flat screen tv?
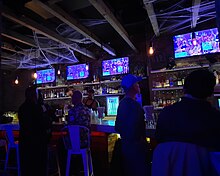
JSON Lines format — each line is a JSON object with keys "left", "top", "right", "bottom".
{"left": 36, "top": 68, "right": 55, "bottom": 84}
{"left": 106, "top": 96, "right": 119, "bottom": 116}
{"left": 66, "top": 63, "right": 89, "bottom": 80}
{"left": 173, "top": 28, "right": 220, "bottom": 58}
{"left": 102, "top": 57, "right": 129, "bottom": 76}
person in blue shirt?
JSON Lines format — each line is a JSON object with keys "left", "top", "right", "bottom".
{"left": 115, "top": 74, "right": 148, "bottom": 176}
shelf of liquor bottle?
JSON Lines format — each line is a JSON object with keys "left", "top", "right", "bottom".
{"left": 44, "top": 93, "right": 125, "bottom": 101}
{"left": 44, "top": 97, "right": 71, "bottom": 101}
{"left": 150, "top": 64, "right": 209, "bottom": 74}
{"left": 152, "top": 86, "right": 183, "bottom": 91}
{"left": 38, "top": 77, "right": 147, "bottom": 90}
{"left": 94, "top": 93, "right": 125, "bottom": 97}
{"left": 38, "top": 85, "right": 68, "bottom": 90}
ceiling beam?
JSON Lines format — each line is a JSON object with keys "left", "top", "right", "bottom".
{"left": 1, "top": 46, "right": 26, "bottom": 55}
{"left": 2, "top": 7, "right": 96, "bottom": 59}
{"left": 143, "top": 0, "right": 160, "bottom": 37}
{"left": 192, "top": 0, "right": 201, "bottom": 28}
{"left": 32, "top": 0, "right": 116, "bottom": 56}
{"left": 88, "top": 0, "right": 138, "bottom": 53}
{"left": 2, "top": 31, "right": 75, "bottom": 61}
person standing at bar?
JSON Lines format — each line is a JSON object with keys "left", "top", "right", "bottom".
{"left": 65, "top": 87, "right": 74, "bottom": 97}
{"left": 115, "top": 74, "right": 148, "bottom": 176}
{"left": 152, "top": 70, "right": 220, "bottom": 176}
{"left": 18, "top": 86, "right": 48, "bottom": 176}
{"left": 83, "top": 88, "right": 99, "bottom": 111}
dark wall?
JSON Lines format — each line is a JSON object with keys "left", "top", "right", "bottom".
{"left": 2, "top": 69, "right": 35, "bottom": 111}
{"left": 0, "top": 0, "right": 3, "bottom": 113}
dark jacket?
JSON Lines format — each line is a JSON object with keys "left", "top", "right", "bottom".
{"left": 156, "top": 97, "right": 220, "bottom": 150}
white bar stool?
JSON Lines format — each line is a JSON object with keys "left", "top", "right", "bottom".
{"left": 64, "top": 125, "right": 93, "bottom": 176}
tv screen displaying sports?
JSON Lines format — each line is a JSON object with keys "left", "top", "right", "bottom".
{"left": 106, "top": 96, "right": 119, "bottom": 116}
{"left": 36, "top": 68, "right": 55, "bottom": 84}
{"left": 102, "top": 57, "right": 129, "bottom": 76}
{"left": 66, "top": 63, "right": 89, "bottom": 80}
{"left": 173, "top": 28, "right": 220, "bottom": 58}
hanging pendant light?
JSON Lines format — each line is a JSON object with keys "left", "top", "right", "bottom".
{"left": 14, "top": 58, "right": 19, "bottom": 85}
{"left": 33, "top": 51, "right": 37, "bottom": 80}
{"left": 33, "top": 72, "right": 38, "bottom": 79}
{"left": 15, "top": 76, "right": 19, "bottom": 85}
{"left": 149, "top": 41, "right": 154, "bottom": 55}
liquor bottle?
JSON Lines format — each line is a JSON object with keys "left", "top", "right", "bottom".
{"left": 162, "top": 91, "right": 167, "bottom": 107}
{"left": 166, "top": 91, "right": 171, "bottom": 106}
{"left": 164, "top": 73, "right": 170, "bottom": 87}
{"left": 158, "top": 91, "right": 163, "bottom": 107}
{"left": 155, "top": 74, "right": 162, "bottom": 88}
{"left": 152, "top": 92, "right": 158, "bottom": 108}
{"left": 177, "top": 72, "right": 183, "bottom": 86}
{"left": 152, "top": 74, "right": 156, "bottom": 88}
{"left": 170, "top": 91, "right": 176, "bottom": 104}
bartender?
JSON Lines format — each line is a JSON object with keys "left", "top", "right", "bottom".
{"left": 83, "top": 88, "right": 99, "bottom": 111}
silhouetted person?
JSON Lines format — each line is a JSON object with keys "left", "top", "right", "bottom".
{"left": 18, "top": 86, "right": 48, "bottom": 176}
{"left": 115, "top": 74, "right": 148, "bottom": 176}
{"left": 152, "top": 70, "right": 220, "bottom": 176}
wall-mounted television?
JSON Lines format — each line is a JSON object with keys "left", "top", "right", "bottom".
{"left": 102, "top": 57, "right": 129, "bottom": 76}
{"left": 173, "top": 28, "right": 220, "bottom": 59}
{"left": 66, "top": 63, "right": 89, "bottom": 80}
{"left": 36, "top": 68, "right": 55, "bottom": 84}
{"left": 106, "top": 96, "right": 119, "bottom": 116}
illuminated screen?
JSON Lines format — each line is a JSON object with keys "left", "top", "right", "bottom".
{"left": 218, "top": 99, "right": 220, "bottom": 108}
{"left": 106, "top": 96, "right": 119, "bottom": 116}
{"left": 173, "top": 28, "right": 220, "bottom": 58}
{"left": 36, "top": 68, "right": 55, "bottom": 84}
{"left": 66, "top": 63, "right": 89, "bottom": 80}
{"left": 102, "top": 57, "right": 129, "bottom": 76}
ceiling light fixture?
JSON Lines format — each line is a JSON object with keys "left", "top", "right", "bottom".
{"left": 15, "top": 76, "right": 19, "bottom": 85}
{"left": 57, "top": 51, "right": 61, "bottom": 75}
{"left": 15, "top": 58, "right": 19, "bottom": 85}
{"left": 149, "top": 41, "right": 154, "bottom": 55}
{"left": 33, "top": 51, "right": 37, "bottom": 80}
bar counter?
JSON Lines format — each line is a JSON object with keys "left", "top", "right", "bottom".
{"left": 0, "top": 118, "right": 156, "bottom": 138}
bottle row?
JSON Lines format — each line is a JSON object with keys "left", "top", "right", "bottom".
{"left": 152, "top": 70, "right": 190, "bottom": 88}
{"left": 41, "top": 85, "right": 124, "bottom": 99}
{"left": 152, "top": 90, "right": 184, "bottom": 109}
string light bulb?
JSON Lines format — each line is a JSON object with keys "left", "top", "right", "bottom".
{"left": 33, "top": 72, "right": 37, "bottom": 79}
{"left": 149, "top": 41, "right": 154, "bottom": 55}
{"left": 57, "top": 69, "right": 61, "bottom": 75}
{"left": 15, "top": 76, "right": 19, "bottom": 85}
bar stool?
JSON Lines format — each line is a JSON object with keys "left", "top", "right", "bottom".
{"left": 64, "top": 125, "right": 93, "bottom": 176}
{"left": 3, "top": 125, "right": 20, "bottom": 176}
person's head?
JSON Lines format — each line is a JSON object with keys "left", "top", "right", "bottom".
{"left": 25, "top": 86, "right": 38, "bottom": 104}
{"left": 121, "top": 74, "right": 142, "bottom": 96}
{"left": 87, "top": 88, "right": 95, "bottom": 99}
{"left": 65, "top": 87, "right": 73, "bottom": 97}
{"left": 71, "top": 90, "right": 83, "bottom": 105}
{"left": 184, "top": 69, "right": 216, "bottom": 99}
